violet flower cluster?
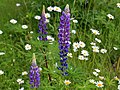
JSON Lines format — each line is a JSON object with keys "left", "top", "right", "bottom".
{"left": 38, "top": 6, "right": 48, "bottom": 41}
{"left": 58, "top": 4, "right": 70, "bottom": 76}
{"left": 29, "top": 53, "right": 40, "bottom": 88}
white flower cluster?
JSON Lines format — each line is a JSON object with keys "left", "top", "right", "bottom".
{"left": 47, "top": 6, "right": 61, "bottom": 12}
{"left": 89, "top": 69, "right": 105, "bottom": 88}
{"left": 0, "top": 30, "right": 3, "bottom": 34}
{"left": 17, "top": 79, "right": 24, "bottom": 84}
{"left": 107, "top": 14, "right": 114, "bottom": 19}
{"left": 117, "top": 3, "right": 120, "bottom": 8}
{"left": 0, "top": 70, "right": 4, "bottom": 75}
{"left": 25, "top": 44, "right": 31, "bottom": 50}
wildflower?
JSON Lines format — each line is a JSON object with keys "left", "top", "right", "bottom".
{"left": 73, "top": 19, "right": 78, "bottom": 23}
{"left": 19, "top": 87, "right": 24, "bottom": 90}
{"left": 64, "top": 80, "right": 71, "bottom": 85}
{"left": 67, "top": 53, "right": 73, "bottom": 58}
{"left": 78, "top": 55, "right": 85, "bottom": 60}
{"left": 113, "top": 47, "right": 118, "bottom": 50}
{"left": 79, "top": 41, "right": 86, "bottom": 48}
{"left": 84, "top": 57, "right": 88, "bottom": 60}
{"left": 29, "top": 53, "right": 40, "bottom": 88}
{"left": 96, "top": 81, "right": 104, "bottom": 88}
{"left": 118, "top": 80, "right": 120, "bottom": 84}
{"left": 0, "top": 70, "right": 4, "bottom": 75}
{"left": 16, "top": 3, "right": 21, "bottom": 7}
{"left": 118, "top": 85, "right": 120, "bottom": 90}
{"left": 47, "top": 35, "right": 54, "bottom": 44}
{"left": 71, "top": 30, "right": 76, "bottom": 34}
{"left": 22, "top": 25, "right": 28, "bottom": 29}
{"left": 53, "top": 6, "right": 61, "bottom": 12}
{"left": 17, "top": 79, "right": 24, "bottom": 84}
{"left": 39, "top": 67, "right": 42, "bottom": 72}
{"left": 70, "top": 18, "right": 74, "bottom": 20}
{"left": 92, "top": 46, "right": 99, "bottom": 53}
{"left": 45, "top": 13, "right": 50, "bottom": 18}
{"left": 30, "top": 31, "right": 33, "bottom": 34}
{"left": 100, "top": 49, "right": 107, "bottom": 54}
{"left": 114, "top": 76, "right": 119, "bottom": 81}
{"left": 90, "top": 42, "right": 96, "bottom": 46}
{"left": 38, "top": 5, "right": 48, "bottom": 41}
{"left": 117, "top": 3, "right": 120, "bottom": 8}
{"left": 22, "top": 71, "right": 28, "bottom": 75}
{"left": 90, "top": 29, "right": 100, "bottom": 35}
{"left": 94, "top": 69, "right": 100, "bottom": 72}
{"left": 10, "top": 19, "right": 17, "bottom": 24}
{"left": 99, "top": 76, "right": 105, "bottom": 80}
{"left": 93, "top": 72, "right": 98, "bottom": 76}
{"left": 47, "top": 6, "right": 54, "bottom": 12}
{"left": 58, "top": 4, "right": 70, "bottom": 75}
{"left": 73, "top": 42, "right": 80, "bottom": 49}
{"left": 45, "top": 19, "right": 49, "bottom": 23}
{"left": 95, "top": 38, "right": 101, "bottom": 43}
{"left": 0, "top": 52, "right": 5, "bottom": 55}
{"left": 89, "top": 79, "right": 96, "bottom": 84}
{"left": 0, "top": 30, "right": 3, "bottom": 34}
{"left": 73, "top": 48, "right": 78, "bottom": 52}
{"left": 107, "top": 14, "right": 114, "bottom": 19}
{"left": 34, "top": 15, "right": 41, "bottom": 20}
{"left": 25, "top": 44, "right": 31, "bottom": 50}
{"left": 81, "top": 50, "right": 89, "bottom": 56}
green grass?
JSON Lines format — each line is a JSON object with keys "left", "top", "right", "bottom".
{"left": 0, "top": 0, "right": 120, "bottom": 90}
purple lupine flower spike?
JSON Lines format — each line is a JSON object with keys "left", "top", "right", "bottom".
{"left": 58, "top": 4, "right": 70, "bottom": 76}
{"left": 29, "top": 53, "right": 40, "bottom": 88}
{"left": 38, "top": 5, "right": 48, "bottom": 41}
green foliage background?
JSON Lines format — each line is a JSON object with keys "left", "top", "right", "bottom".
{"left": 0, "top": 0, "right": 120, "bottom": 90}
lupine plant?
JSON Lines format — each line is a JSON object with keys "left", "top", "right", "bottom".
{"left": 58, "top": 4, "right": 70, "bottom": 76}
{"left": 29, "top": 53, "right": 40, "bottom": 88}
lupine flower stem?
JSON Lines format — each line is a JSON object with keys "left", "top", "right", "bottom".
{"left": 58, "top": 4, "right": 70, "bottom": 76}
{"left": 38, "top": 5, "right": 52, "bottom": 84}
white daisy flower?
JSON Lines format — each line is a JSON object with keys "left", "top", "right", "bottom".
{"left": 99, "top": 76, "right": 105, "bottom": 80}
{"left": 39, "top": 67, "right": 42, "bottom": 72}
{"left": 107, "top": 14, "right": 114, "bottom": 19}
{"left": 78, "top": 55, "right": 85, "bottom": 60}
{"left": 94, "top": 69, "right": 100, "bottom": 72}
{"left": 47, "top": 35, "right": 54, "bottom": 42}
{"left": 16, "top": 3, "right": 21, "bottom": 7}
{"left": 95, "top": 38, "right": 101, "bottom": 43}
{"left": 93, "top": 72, "right": 98, "bottom": 76}
{"left": 117, "top": 3, "right": 120, "bottom": 8}
{"left": 10, "top": 19, "right": 17, "bottom": 24}
{"left": 73, "top": 20, "right": 78, "bottom": 23}
{"left": 64, "top": 80, "right": 71, "bottom": 85}
{"left": 45, "top": 19, "right": 49, "bottom": 23}
{"left": 73, "top": 42, "right": 80, "bottom": 49}
{"left": 92, "top": 46, "right": 99, "bottom": 53}
{"left": 113, "top": 47, "right": 118, "bottom": 50}
{"left": 25, "top": 44, "right": 31, "bottom": 50}
{"left": 53, "top": 6, "right": 61, "bottom": 12}
{"left": 0, "top": 70, "right": 4, "bottom": 75}
{"left": 30, "top": 31, "right": 33, "bottom": 34}
{"left": 81, "top": 50, "right": 89, "bottom": 56}
{"left": 34, "top": 15, "right": 41, "bottom": 20}
{"left": 22, "top": 71, "right": 28, "bottom": 75}
{"left": 71, "top": 30, "right": 76, "bottom": 34}
{"left": 96, "top": 81, "right": 104, "bottom": 88}
{"left": 22, "top": 25, "right": 28, "bottom": 29}
{"left": 0, "top": 30, "right": 3, "bottom": 34}
{"left": 19, "top": 87, "right": 24, "bottom": 90}
{"left": 90, "top": 29, "right": 100, "bottom": 35}
{"left": 0, "top": 52, "right": 5, "bottom": 55}
{"left": 47, "top": 6, "right": 54, "bottom": 12}
{"left": 118, "top": 85, "right": 120, "bottom": 90}
{"left": 100, "top": 49, "right": 107, "bottom": 54}
{"left": 17, "top": 79, "right": 24, "bottom": 84}
{"left": 45, "top": 13, "right": 50, "bottom": 18}
{"left": 67, "top": 53, "right": 73, "bottom": 58}
{"left": 89, "top": 79, "right": 96, "bottom": 84}
{"left": 79, "top": 41, "right": 86, "bottom": 48}
{"left": 73, "top": 48, "right": 78, "bottom": 52}
{"left": 90, "top": 42, "right": 96, "bottom": 46}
